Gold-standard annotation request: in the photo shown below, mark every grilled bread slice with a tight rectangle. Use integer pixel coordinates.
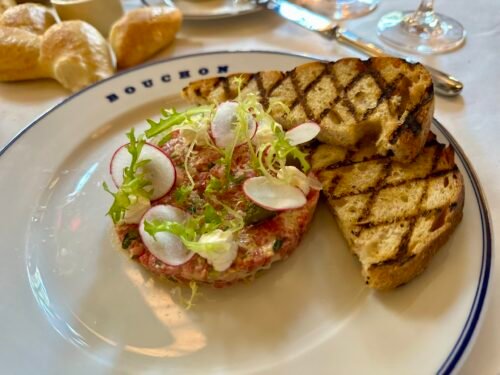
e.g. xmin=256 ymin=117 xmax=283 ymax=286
xmin=311 ymin=133 xmax=464 ymax=289
xmin=182 ymin=57 xmax=434 ymax=163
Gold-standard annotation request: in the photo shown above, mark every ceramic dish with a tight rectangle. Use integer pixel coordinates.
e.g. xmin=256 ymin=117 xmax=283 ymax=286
xmin=173 ymin=0 xmax=259 ymax=20
xmin=134 ymin=0 xmax=260 ymax=20
xmin=0 ymin=51 xmax=492 ymax=374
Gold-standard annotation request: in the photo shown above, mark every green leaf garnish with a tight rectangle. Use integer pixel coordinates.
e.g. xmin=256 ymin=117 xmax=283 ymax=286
xmin=203 ymin=204 xmax=222 ymax=232
xmin=174 ymin=185 xmax=193 ymax=204
xmin=145 ymin=105 xmax=214 ymax=139
xmin=122 ymin=229 xmax=140 ymax=249
xmin=273 ymin=238 xmax=284 ymax=252
xmin=205 ymin=176 xmax=223 ymax=195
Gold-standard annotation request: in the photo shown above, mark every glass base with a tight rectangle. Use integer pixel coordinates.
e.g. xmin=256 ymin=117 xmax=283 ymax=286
xmin=377 ymin=10 xmax=466 ymax=54
xmin=294 ymin=0 xmax=380 ymax=21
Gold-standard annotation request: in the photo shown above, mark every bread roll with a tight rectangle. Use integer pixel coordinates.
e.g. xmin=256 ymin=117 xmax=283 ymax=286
xmin=109 ymin=6 xmax=182 ymax=69
xmin=0 ymin=25 xmax=47 ymax=81
xmin=40 ymin=21 xmax=115 ymax=92
xmin=0 ymin=0 xmax=16 ymax=15
xmin=0 ymin=3 xmax=56 ymax=35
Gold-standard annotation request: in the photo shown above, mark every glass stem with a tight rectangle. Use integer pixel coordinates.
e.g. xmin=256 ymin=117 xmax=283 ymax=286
xmin=404 ymin=0 xmax=442 ymax=36
xmin=417 ymin=0 xmax=435 ymax=13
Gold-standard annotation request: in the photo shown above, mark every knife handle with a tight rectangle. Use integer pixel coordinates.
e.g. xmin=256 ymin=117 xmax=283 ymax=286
xmin=335 ymin=28 xmax=463 ymax=97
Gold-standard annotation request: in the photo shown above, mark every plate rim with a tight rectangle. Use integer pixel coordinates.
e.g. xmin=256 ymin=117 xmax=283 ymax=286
xmin=431 ymin=118 xmax=493 ymax=374
xmin=0 ymin=50 xmax=493 ymax=374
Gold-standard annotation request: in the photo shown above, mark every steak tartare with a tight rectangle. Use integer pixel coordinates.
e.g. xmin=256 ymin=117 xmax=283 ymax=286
xmin=104 ymin=89 xmax=321 ymax=287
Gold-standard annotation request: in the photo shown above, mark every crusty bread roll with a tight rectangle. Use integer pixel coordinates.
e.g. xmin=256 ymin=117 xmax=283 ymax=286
xmin=0 ymin=18 xmax=115 ymax=91
xmin=40 ymin=21 xmax=115 ymax=92
xmin=0 ymin=0 xmax=16 ymax=15
xmin=109 ymin=6 xmax=182 ymax=69
xmin=0 ymin=25 xmax=47 ymax=81
xmin=0 ymin=3 xmax=56 ymax=34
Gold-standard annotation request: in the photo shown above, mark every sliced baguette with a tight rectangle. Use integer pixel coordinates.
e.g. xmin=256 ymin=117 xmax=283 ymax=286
xmin=182 ymin=57 xmax=434 ymax=163
xmin=311 ymin=133 xmax=464 ymax=289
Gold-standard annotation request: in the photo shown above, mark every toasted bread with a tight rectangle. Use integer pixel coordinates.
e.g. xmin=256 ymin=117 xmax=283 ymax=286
xmin=182 ymin=57 xmax=434 ymax=163
xmin=311 ymin=133 xmax=464 ymax=289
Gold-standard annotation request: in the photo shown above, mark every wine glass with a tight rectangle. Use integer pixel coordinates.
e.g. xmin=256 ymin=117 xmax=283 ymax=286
xmin=377 ymin=0 xmax=466 ymax=54
xmin=294 ymin=0 xmax=380 ymax=21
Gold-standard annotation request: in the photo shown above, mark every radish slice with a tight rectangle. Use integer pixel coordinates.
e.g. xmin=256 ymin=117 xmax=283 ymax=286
xmin=139 ymin=205 xmax=194 ymax=266
xmin=277 ymin=166 xmax=311 ymax=196
xmin=110 ymin=143 xmax=176 ymax=200
xmin=123 ymin=195 xmax=151 ymax=224
xmin=211 ymin=101 xmax=257 ymax=148
xmin=243 ymin=176 xmax=306 ymax=211
xmin=308 ymin=174 xmax=323 ymax=191
xmin=285 ymin=122 xmax=320 ymax=146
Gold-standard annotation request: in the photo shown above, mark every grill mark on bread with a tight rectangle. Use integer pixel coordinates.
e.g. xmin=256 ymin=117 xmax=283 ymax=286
xmin=240 ymin=73 xmax=254 ymax=92
xmin=255 ymin=72 xmax=268 ymax=109
xmin=366 ymin=60 xmax=389 ymax=91
xmin=343 ymin=68 xmax=367 ymax=93
xmin=361 ymin=73 xmax=403 ymax=121
xmin=296 ymin=64 xmax=329 ymax=119
xmin=356 ymin=160 xmax=393 ymax=223
xmin=213 ymin=77 xmax=224 ymax=90
xmin=327 ymin=62 xmax=343 ymax=92
xmin=320 ymin=141 xmax=441 ymax=172
xmin=342 ymin=98 xmax=358 ymax=121
xmin=389 ymin=84 xmax=434 ymax=145
xmin=372 ymin=142 xmax=443 ymax=266
xmin=318 ymin=64 xmax=342 ymax=121
xmin=323 ymin=153 xmax=387 ymax=171
xmin=221 ymin=77 xmax=231 ymax=98
xmin=327 ymin=175 xmax=343 ymax=197
xmin=357 ymin=203 xmax=458 ymax=231
xmin=267 ymin=71 xmax=289 ymax=97
xmin=290 ymin=68 xmax=318 ymax=120
xmin=330 ymin=167 xmax=457 ymax=200
xmin=340 ymin=70 xmax=367 ymax=121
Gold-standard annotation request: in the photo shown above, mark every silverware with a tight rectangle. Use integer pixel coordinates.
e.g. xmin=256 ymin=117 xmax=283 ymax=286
xmin=261 ymin=0 xmax=463 ymax=97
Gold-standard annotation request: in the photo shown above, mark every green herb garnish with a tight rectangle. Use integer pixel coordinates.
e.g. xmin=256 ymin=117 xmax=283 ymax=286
xmin=173 ymin=185 xmax=193 ymax=204
xmin=122 ymin=229 xmax=140 ymax=249
xmin=103 ymin=129 xmax=152 ymax=224
xmin=145 ymin=106 xmax=213 ymax=139
xmin=244 ymin=204 xmax=276 ymax=225
xmin=205 ymin=175 xmax=223 ymax=195
xmin=273 ymin=238 xmax=284 ymax=252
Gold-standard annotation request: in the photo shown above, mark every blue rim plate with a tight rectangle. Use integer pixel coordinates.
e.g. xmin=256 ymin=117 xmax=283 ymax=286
xmin=0 ymin=51 xmax=492 ymax=374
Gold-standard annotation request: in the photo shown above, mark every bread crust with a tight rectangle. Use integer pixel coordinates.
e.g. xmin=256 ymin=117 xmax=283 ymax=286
xmin=0 ymin=26 xmax=47 ymax=81
xmin=0 ymin=3 xmax=56 ymax=35
xmin=0 ymin=0 xmax=16 ymax=15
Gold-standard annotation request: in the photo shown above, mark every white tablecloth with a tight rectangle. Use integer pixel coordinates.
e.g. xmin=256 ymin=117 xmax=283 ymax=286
xmin=0 ymin=0 xmax=498 ymax=373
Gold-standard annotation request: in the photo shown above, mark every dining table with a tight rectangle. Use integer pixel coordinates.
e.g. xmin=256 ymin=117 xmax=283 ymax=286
xmin=0 ymin=0 xmax=498 ymax=373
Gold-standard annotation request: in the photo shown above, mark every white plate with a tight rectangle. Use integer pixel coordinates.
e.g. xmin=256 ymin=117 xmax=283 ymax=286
xmin=0 ymin=51 xmax=492 ymax=374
